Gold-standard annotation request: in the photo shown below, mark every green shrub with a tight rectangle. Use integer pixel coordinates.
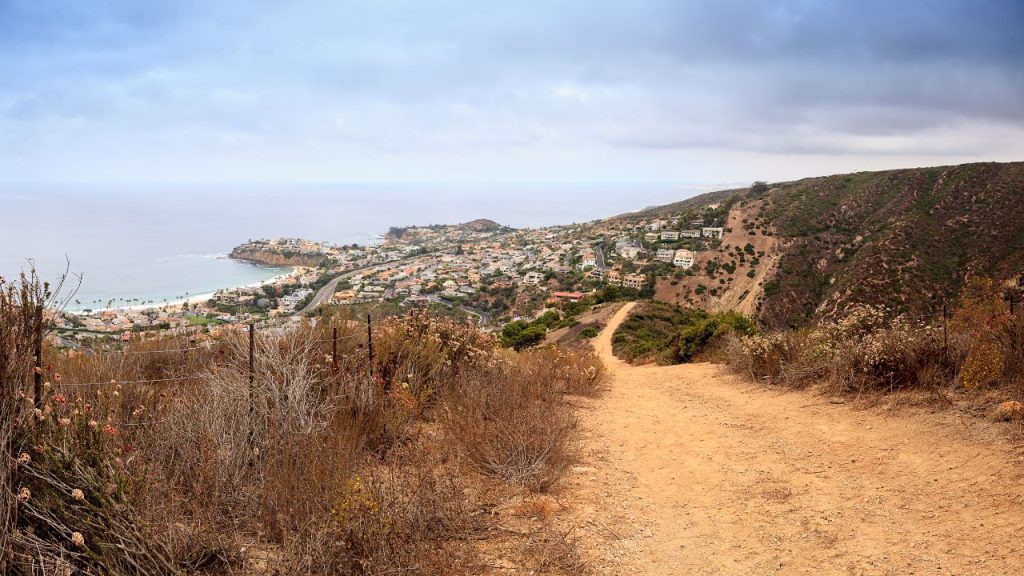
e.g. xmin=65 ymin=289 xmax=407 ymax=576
xmin=678 ymin=311 xmax=757 ymax=361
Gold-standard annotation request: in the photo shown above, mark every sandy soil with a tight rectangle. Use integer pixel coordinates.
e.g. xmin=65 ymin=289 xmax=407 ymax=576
xmin=559 ymin=302 xmax=1024 ymax=575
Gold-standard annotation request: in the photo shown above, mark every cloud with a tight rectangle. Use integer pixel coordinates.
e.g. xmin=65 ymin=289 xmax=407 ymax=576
xmin=0 ymin=0 xmax=1022 ymax=183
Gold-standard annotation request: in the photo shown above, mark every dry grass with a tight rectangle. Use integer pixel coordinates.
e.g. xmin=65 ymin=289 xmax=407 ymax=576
xmin=442 ymin=354 xmax=577 ymax=492
xmin=3 ymin=275 xmax=599 ymax=575
xmin=725 ymin=279 xmax=1024 ymax=412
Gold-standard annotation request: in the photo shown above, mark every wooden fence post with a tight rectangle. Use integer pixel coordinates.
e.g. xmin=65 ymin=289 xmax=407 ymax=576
xmin=248 ymin=323 xmax=255 ymax=440
xmin=332 ymin=325 xmax=338 ymax=370
xmin=367 ymin=314 xmax=374 ymax=381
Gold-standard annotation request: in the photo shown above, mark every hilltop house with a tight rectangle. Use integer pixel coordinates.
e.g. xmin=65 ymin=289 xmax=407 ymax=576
xmin=660 ymin=230 xmax=680 ymax=241
xmin=606 ymin=270 xmax=622 ymax=285
xmin=681 ymin=229 xmax=701 ymax=238
xmin=701 ymin=227 xmax=724 ymax=239
xmin=673 ymin=249 xmax=695 ymax=269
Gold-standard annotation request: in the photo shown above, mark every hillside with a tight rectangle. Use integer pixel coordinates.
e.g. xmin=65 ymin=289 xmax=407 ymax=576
xmin=632 ymin=162 xmax=1024 ymax=328
xmin=229 ymin=239 xmax=326 ymax=268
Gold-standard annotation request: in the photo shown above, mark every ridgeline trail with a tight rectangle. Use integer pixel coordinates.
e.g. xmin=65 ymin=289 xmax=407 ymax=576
xmin=560 ymin=302 xmax=1024 ymax=575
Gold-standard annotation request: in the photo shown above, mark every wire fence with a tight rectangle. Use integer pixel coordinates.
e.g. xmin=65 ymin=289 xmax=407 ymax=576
xmin=32 ymin=316 xmax=377 ymax=403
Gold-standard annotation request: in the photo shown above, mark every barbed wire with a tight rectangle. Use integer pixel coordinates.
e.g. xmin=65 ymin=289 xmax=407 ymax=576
xmin=52 ymin=375 xmax=198 ymax=388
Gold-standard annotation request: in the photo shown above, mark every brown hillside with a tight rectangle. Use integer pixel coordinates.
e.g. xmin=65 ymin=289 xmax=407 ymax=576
xmin=636 ymin=161 xmax=1024 ymax=328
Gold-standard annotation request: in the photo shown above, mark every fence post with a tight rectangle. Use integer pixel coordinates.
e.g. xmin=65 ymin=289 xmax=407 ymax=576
xmin=33 ymin=305 xmax=43 ymax=409
xmin=367 ymin=314 xmax=374 ymax=382
xmin=332 ymin=325 xmax=338 ymax=370
xmin=248 ymin=323 xmax=255 ymax=434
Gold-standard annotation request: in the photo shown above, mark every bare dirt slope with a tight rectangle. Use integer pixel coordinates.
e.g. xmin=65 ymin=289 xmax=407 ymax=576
xmin=654 ymin=200 xmax=781 ymax=316
xmin=560 ymin=302 xmax=1024 ymax=575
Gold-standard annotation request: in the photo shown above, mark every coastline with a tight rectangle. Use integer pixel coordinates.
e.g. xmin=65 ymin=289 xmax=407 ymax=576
xmin=68 ymin=266 xmax=298 ymax=315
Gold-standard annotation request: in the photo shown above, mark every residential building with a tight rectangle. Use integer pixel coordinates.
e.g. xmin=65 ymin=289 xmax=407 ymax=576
xmin=680 ymin=229 xmax=701 ymax=238
xmin=655 ymin=248 xmax=675 ymax=262
xmin=701 ymin=227 xmax=724 ymax=239
xmin=550 ymin=291 xmax=586 ymax=302
xmin=660 ymin=230 xmax=680 ymax=241
xmin=673 ymin=249 xmax=695 ymax=269
xmin=521 ymin=271 xmax=544 ymax=286
xmin=644 ymin=232 xmax=660 ymax=242
xmin=623 ymin=274 xmax=646 ymax=290
xmin=606 ymin=270 xmax=622 ymax=285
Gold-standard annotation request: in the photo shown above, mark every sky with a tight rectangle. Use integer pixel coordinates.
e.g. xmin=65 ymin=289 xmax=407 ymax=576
xmin=1 ymin=0 xmax=1022 ymax=185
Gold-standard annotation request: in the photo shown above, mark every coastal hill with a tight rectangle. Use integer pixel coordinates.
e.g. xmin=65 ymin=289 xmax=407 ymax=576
xmin=386 ymin=218 xmax=511 ymax=244
xmin=622 ymin=161 xmax=1024 ymax=329
xmin=455 ymin=218 xmax=508 ymax=233
xmin=229 ymin=238 xmax=328 ymax=268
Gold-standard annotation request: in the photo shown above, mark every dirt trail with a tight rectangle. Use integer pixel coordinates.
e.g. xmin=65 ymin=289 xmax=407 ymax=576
xmin=560 ymin=302 xmax=1024 ymax=575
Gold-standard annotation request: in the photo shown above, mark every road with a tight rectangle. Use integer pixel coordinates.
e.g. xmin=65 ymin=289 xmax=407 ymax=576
xmin=594 ymin=244 xmax=608 ymax=270
xmin=560 ymin=302 xmax=1024 ymax=575
xmin=297 ymin=255 xmax=426 ymax=315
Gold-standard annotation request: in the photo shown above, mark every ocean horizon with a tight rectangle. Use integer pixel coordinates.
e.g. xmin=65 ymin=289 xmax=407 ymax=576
xmin=1 ymin=182 xmax=714 ymax=309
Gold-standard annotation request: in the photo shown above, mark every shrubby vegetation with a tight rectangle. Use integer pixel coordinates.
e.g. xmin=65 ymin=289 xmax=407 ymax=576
xmin=724 ymin=278 xmax=1024 ymax=396
xmin=611 ymin=301 xmax=755 ymax=365
xmin=1 ymin=273 xmax=605 ymax=575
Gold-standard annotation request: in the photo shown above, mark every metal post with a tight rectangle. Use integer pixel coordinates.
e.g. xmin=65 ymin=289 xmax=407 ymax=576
xmin=33 ymin=304 xmax=43 ymax=409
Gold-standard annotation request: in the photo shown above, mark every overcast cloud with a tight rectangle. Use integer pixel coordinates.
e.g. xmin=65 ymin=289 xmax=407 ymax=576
xmin=1 ymin=0 xmax=1022 ymax=183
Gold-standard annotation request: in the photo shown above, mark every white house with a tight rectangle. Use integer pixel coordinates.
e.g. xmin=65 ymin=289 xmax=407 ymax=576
xmin=701 ymin=227 xmax=724 ymax=239
xmin=655 ymin=248 xmax=675 ymax=262
xmin=521 ymin=271 xmax=544 ymax=286
xmin=643 ymin=232 xmax=660 ymax=242
xmin=660 ymin=230 xmax=680 ymax=241
xmin=680 ymin=229 xmax=701 ymax=238
xmin=579 ymin=252 xmax=597 ymax=267
xmin=673 ymin=249 xmax=695 ymax=269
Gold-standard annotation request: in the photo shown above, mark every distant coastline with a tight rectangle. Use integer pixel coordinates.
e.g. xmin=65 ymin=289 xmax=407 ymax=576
xmin=67 ymin=260 xmax=294 ymax=315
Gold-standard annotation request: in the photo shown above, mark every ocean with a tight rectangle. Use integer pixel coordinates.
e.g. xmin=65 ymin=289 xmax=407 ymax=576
xmin=1 ymin=182 xmax=713 ymax=310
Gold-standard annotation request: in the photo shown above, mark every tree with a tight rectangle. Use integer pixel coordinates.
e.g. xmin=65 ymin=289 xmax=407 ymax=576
xmin=749 ymin=181 xmax=769 ymax=197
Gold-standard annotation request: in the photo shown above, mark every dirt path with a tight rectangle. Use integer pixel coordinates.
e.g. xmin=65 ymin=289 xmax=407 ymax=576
xmin=560 ymin=302 xmax=1024 ymax=575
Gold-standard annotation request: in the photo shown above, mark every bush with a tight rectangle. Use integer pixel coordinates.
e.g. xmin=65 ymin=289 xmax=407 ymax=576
xmin=3 ymin=282 xmax=589 ymax=575
xmin=678 ymin=311 xmax=757 ymax=361
xmin=442 ymin=354 xmax=576 ymax=491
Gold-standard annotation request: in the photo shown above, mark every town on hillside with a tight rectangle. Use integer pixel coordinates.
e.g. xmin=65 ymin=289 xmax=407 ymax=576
xmin=53 ymin=196 xmax=780 ymax=346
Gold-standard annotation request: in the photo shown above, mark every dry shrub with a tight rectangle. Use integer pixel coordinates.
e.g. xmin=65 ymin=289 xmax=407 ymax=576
xmin=4 ymin=293 xmax=585 ymax=574
xmin=519 ymin=346 xmax=606 ymax=397
xmin=731 ymin=305 xmax=954 ymax=393
xmin=278 ymin=449 xmax=472 ymax=575
xmin=728 ymin=281 xmax=1024 ymax=403
xmin=372 ymin=310 xmax=496 ymax=411
xmin=443 ymin=356 xmax=576 ymax=491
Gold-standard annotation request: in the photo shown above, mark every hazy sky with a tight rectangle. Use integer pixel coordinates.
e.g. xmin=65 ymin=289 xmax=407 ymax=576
xmin=2 ymin=0 xmax=1022 ymax=184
